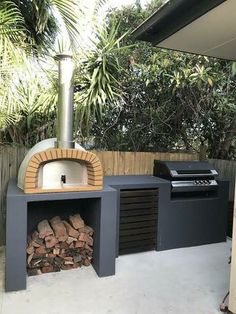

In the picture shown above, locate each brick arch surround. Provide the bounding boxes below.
[24,148,103,193]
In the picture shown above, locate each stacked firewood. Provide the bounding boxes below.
[26,214,93,276]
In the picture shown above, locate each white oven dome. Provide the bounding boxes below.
[17,138,85,190]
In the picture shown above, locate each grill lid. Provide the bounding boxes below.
[154,160,218,179]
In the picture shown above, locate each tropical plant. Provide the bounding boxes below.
[74,21,127,137]
[0,0,125,145]
[90,1,236,160]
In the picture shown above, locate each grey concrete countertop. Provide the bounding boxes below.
[7,179,116,200]
[104,175,169,189]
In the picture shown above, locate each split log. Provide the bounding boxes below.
[78,232,89,242]
[87,250,93,257]
[31,258,42,268]
[64,257,73,262]
[38,220,54,239]
[50,216,68,242]
[79,226,94,236]
[69,242,74,249]
[87,236,93,246]
[72,262,81,269]
[32,231,44,245]
[75,241,84,248]
[60,242,69,249]
[48,253,56,258]
[45,235,58,248]
[66,236,77,245]
[83,258,91,266]
[63,221,79,238]
[41,265,54,273]
[73,255,82,263]
[84,244,93,252]
[54,256,64,268]
[60,249,66,255]
[31,241,41,248]
[69,214,84,229]
[28,269,42,276]
[28,233,41,248]
[27,253,34,265]
[26,245,34,255]
[53,248,60,255]
[35,245,47,254]
[61,264,74,270]
[64,260,74,265]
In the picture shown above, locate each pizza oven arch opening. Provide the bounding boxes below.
[38,159,88,189]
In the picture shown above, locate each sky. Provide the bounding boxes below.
[49,0,152,56]
[108,0,149,8]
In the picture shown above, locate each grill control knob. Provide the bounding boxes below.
[195,180,199,185]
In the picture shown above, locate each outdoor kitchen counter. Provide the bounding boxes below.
[104,175,171,256]
[104,174,169,188]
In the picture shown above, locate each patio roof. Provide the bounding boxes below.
[132,0,236,60]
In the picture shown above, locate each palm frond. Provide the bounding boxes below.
[0,1,27,71]
[49,0,85,50]
[75,21,128,135]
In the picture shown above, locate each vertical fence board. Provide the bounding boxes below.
[209,159,236,202]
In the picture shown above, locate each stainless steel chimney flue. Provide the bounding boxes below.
[55,53,75,149]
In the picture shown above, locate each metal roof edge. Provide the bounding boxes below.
[132,0,226,45]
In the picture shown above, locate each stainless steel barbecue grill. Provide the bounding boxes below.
[153,160,218,193]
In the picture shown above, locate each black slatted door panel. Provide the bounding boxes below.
[119,189,158,255]
[120,196,158,204]
[120,208,157,217]
[120,214,157,224]
[120,232,156,243]
[120,239,156,249]
[121,202,157,210]
[120,220,156,230]
[120,226,156,236]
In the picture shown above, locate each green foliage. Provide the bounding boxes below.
[0,0,108,145]
[0,66,57,145]
[74,21,127,136]
[0,1,27,70]
[90,1,236,160]
[0,0,126,146]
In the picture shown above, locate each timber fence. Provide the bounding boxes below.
[0,146,235,245]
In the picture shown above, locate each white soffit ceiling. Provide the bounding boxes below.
[158,0,236,60]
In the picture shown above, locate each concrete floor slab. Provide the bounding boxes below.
[0,241,231,314]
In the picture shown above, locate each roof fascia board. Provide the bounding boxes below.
[132,0,226,45]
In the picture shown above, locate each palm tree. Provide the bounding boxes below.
[0,0,86,140]
[0,0,126,145]
[10,0,88,53]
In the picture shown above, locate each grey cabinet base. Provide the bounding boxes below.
[6,181,117,292]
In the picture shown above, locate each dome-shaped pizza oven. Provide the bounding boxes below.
[17,54,103,194]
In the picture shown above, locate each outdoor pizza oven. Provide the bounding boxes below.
[17,54,103,193]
